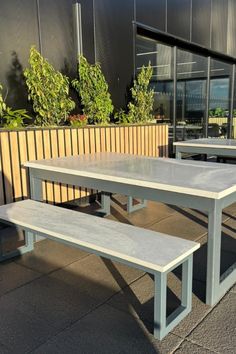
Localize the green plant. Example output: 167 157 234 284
114 109 132 125
3 108 31 129
0 84 6 118
68 114 88 127
72 55 113 125
127 63 154 123
24 46 75 126
233 109 236 117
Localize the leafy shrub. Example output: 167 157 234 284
72 55 113 125
68 114 88 127
127 63 154 123
114 109 132 125
2 108 31 129
0 84 6 118
24 47 75 126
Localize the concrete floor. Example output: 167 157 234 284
0 195 235 354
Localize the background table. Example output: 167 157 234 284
174 138 236 159
24 153 236 306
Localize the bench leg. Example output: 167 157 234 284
154 255 193 340
127 196 147 213
0 229 34 262
99 192 111 216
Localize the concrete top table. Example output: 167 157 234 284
24 153 236 306
174 138 236 159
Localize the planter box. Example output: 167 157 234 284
0 124 168 206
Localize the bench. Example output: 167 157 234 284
0 199 199 340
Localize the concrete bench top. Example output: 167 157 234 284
23 152 236 199
0 200 199 273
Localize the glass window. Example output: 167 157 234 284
176 49 207 140
136 36 174 125
209 59 233 138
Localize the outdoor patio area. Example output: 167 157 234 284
0 194 235 354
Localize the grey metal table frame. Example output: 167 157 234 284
24 155 236 307
174 138 236 159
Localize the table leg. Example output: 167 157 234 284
100 192 111 216
207 200 236 306
175 147 182 159
26 171 43 244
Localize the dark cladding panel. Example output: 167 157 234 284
80 0 95 63
94 0 134 108
192 0 211 48
211 0 228 54
136 0 166 31
227 0 236 58
39 0 77 78
0 0 39 108
167 0 191 41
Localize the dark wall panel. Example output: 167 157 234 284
39 0 76 78
192 0 211 48
0 0 39 108
136 0 166 32
211 0 228 54
227 0 236 58
167 0 191 41
94 0 134 108
80 0 95 64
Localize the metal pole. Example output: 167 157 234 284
205 56 211 138
73 2 83 58
228 64 235 138
173 46 177 144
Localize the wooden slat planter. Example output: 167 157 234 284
0 124 168 206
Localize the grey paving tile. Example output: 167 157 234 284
109 197 176 227
230 284 236 293
0 342 12 354
174 340 215 353
0 226 25 254
32 304 183 354
2 274 100 331
15 238 88 274
50 254 144 302
0 261 41 297
148 211 207 241
188 292 236 353
107 272 211 339
0 294 58 353
194 235 236 283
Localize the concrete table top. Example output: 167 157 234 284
24 153 236 199
174 138 236 149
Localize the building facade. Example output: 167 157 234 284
0 0 235 141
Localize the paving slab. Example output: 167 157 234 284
110 196 176 227
2 274 100 331
32 304 183 354
50 254 144 303
188 292 236 353
148 210 207 241
0 261 41 297
0 294 58 354
107 272 211 339
174 340 216 353
230 284 236 293
0 342 12 354
15 238 88 274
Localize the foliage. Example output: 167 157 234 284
127 63 154 123
2 108 31 129
72 55 113 125
68 114 88 127
234 109 236 117
114 109 132 125
209 107 226 117
24 47 75 126
0 84 6 118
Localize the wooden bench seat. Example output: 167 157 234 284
0 200 199 340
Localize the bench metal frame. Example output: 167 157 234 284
100 192 147 215
21 167 236 307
